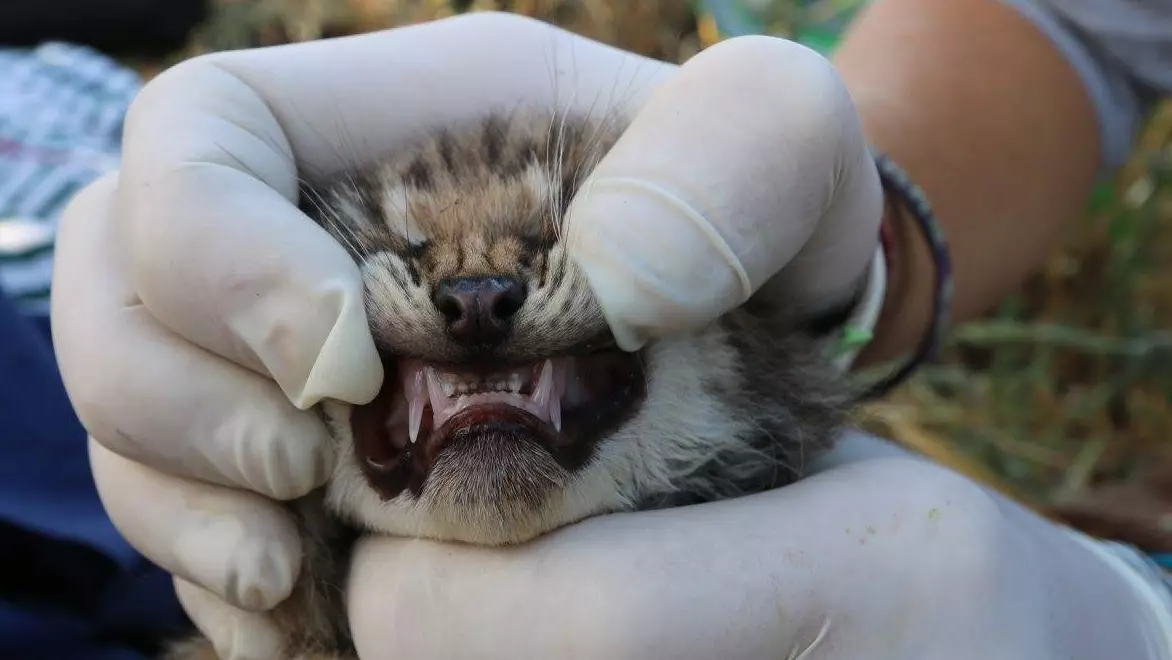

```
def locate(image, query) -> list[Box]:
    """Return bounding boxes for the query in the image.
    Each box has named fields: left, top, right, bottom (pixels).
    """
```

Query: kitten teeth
left=426, top=367, right=450, bottom=423
left=549, top=395, right=562, bottom=432
left=407, top=370, right=425, bottom=444
left=531, top=360, right=553, bottom=408
left=400, top=360, right=569, bottom=435
left=531, top=360, right=563, bottom=431
left=397, top=360, right=430, bottom=444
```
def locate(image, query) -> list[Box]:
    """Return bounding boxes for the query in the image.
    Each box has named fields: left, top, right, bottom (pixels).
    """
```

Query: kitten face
left=301, top=109, right=852, bottom=546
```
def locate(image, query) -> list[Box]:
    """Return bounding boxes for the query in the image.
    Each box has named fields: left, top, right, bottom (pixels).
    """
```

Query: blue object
left=0, top=289, right=189, bottom=658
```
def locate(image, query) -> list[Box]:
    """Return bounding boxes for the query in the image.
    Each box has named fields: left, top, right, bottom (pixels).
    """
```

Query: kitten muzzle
left=398, top=358, right=570, bottom=443
left=348, top=349, right=644, bottom=501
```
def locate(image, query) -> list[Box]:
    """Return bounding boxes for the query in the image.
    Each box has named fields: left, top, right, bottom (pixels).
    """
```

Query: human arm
left=571, top=0, right=1170, bottom=371
left=838, top=0, right=1113, bottom=366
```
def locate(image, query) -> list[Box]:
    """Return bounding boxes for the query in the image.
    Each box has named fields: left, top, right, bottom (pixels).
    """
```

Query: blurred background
left=6, top=0, right=1172, bottom=549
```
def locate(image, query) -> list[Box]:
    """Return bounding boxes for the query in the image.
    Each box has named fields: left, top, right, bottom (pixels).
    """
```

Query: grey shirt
left=1001, top=0, right=1172, bottom=171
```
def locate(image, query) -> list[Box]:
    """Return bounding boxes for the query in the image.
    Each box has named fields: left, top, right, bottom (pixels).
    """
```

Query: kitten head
left=301, top=109, right=854, bottom=545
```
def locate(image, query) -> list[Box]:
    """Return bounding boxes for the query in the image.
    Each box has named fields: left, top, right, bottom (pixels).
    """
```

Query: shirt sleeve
left=996, top=0, right=1172, bottom=172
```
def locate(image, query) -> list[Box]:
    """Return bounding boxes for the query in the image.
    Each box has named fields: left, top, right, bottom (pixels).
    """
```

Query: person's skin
left=844, top=0, right=1099, bottom=365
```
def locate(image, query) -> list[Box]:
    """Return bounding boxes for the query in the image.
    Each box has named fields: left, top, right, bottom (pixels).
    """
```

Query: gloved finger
left=90, top=437, right=302, bottom=613
left=342, top=456, right=964, bottom=660
left=174, top=577, right=285, bottom=660
left=53, top=174, right=333, bottom=498
left=567, top=35, right=883, bottom=351
left=115, top=11, right=676, bottom=409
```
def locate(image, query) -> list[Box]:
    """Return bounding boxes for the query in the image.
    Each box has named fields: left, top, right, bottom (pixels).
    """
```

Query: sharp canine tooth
left=549, top=394, right=562, bottom=431
left=530, top=359, right=563, bottom=430
left=426, top=368, right=449, bottom=419
left=407, top=370, right=425, bottom=443
left=532, top=360, right=553, bottom=406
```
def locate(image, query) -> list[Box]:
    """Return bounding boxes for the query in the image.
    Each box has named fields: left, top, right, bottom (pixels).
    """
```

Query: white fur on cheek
left=577, top=329, right=757, bottom=506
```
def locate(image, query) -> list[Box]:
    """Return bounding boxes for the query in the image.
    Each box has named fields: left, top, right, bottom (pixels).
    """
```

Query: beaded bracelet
left=854, top=150, right=954, bottom=401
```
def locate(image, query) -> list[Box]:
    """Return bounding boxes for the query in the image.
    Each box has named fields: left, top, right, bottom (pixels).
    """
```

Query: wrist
left=852, top=191, right=912, bottom=368
left=836, top=150, right=952, bottom=400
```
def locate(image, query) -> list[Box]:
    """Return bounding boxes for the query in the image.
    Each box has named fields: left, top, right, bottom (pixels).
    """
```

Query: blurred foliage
left=130, top=0, right=1172, bottom=546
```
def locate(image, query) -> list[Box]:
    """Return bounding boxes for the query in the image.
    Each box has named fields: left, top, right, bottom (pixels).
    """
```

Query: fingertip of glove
left=568, top=181, right=751, bottom=345
left=693, top=33, right=837, bottom=84
left=174, top=578, right=285, bottom=660
left=226, top=538, right=299, bottom=612
left=681, top=33, right=855, bottom=138
left=248, top=421, right=337, bottom=501
left=285, top=280, right=384, bottom=411
left=170, top=493, right=302, bottom=613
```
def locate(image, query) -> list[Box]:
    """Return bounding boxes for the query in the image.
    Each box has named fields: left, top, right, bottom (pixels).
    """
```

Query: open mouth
left=349, top=348, right=646, bottom=500
left=401, top=358, right=568, bottom=442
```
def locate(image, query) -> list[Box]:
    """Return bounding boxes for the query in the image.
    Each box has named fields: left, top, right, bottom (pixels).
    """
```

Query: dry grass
left=131, top=0, right=1172, bottom=547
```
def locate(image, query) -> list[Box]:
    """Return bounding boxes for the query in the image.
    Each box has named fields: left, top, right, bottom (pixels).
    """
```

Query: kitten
left=163, top=107, right=863, bottom=660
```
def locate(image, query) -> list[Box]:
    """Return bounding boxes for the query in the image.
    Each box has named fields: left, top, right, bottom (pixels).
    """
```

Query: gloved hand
left=341, top=433, right=1172, bottom=660
left=51, top=11, right=883, bottom=659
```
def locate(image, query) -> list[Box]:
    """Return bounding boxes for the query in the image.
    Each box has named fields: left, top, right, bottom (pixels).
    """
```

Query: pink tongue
left=397, top=359, right=566, bottom=443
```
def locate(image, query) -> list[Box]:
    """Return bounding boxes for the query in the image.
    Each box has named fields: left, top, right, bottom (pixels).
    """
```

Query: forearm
left=833, top=0, right=1100, bottom=366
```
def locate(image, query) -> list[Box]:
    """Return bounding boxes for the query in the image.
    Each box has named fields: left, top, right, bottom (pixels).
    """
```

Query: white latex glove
left=343, top=432, right=1172, bottom=660
left=51, top=11, right=882, bottom=659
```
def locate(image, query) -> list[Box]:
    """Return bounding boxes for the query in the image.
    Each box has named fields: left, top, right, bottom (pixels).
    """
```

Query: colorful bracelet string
left=856, top=150, right=954, bottom=401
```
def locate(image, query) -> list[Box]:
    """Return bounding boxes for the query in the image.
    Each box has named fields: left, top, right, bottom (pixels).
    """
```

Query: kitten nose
left=434, top=276, right=527, bottom=345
